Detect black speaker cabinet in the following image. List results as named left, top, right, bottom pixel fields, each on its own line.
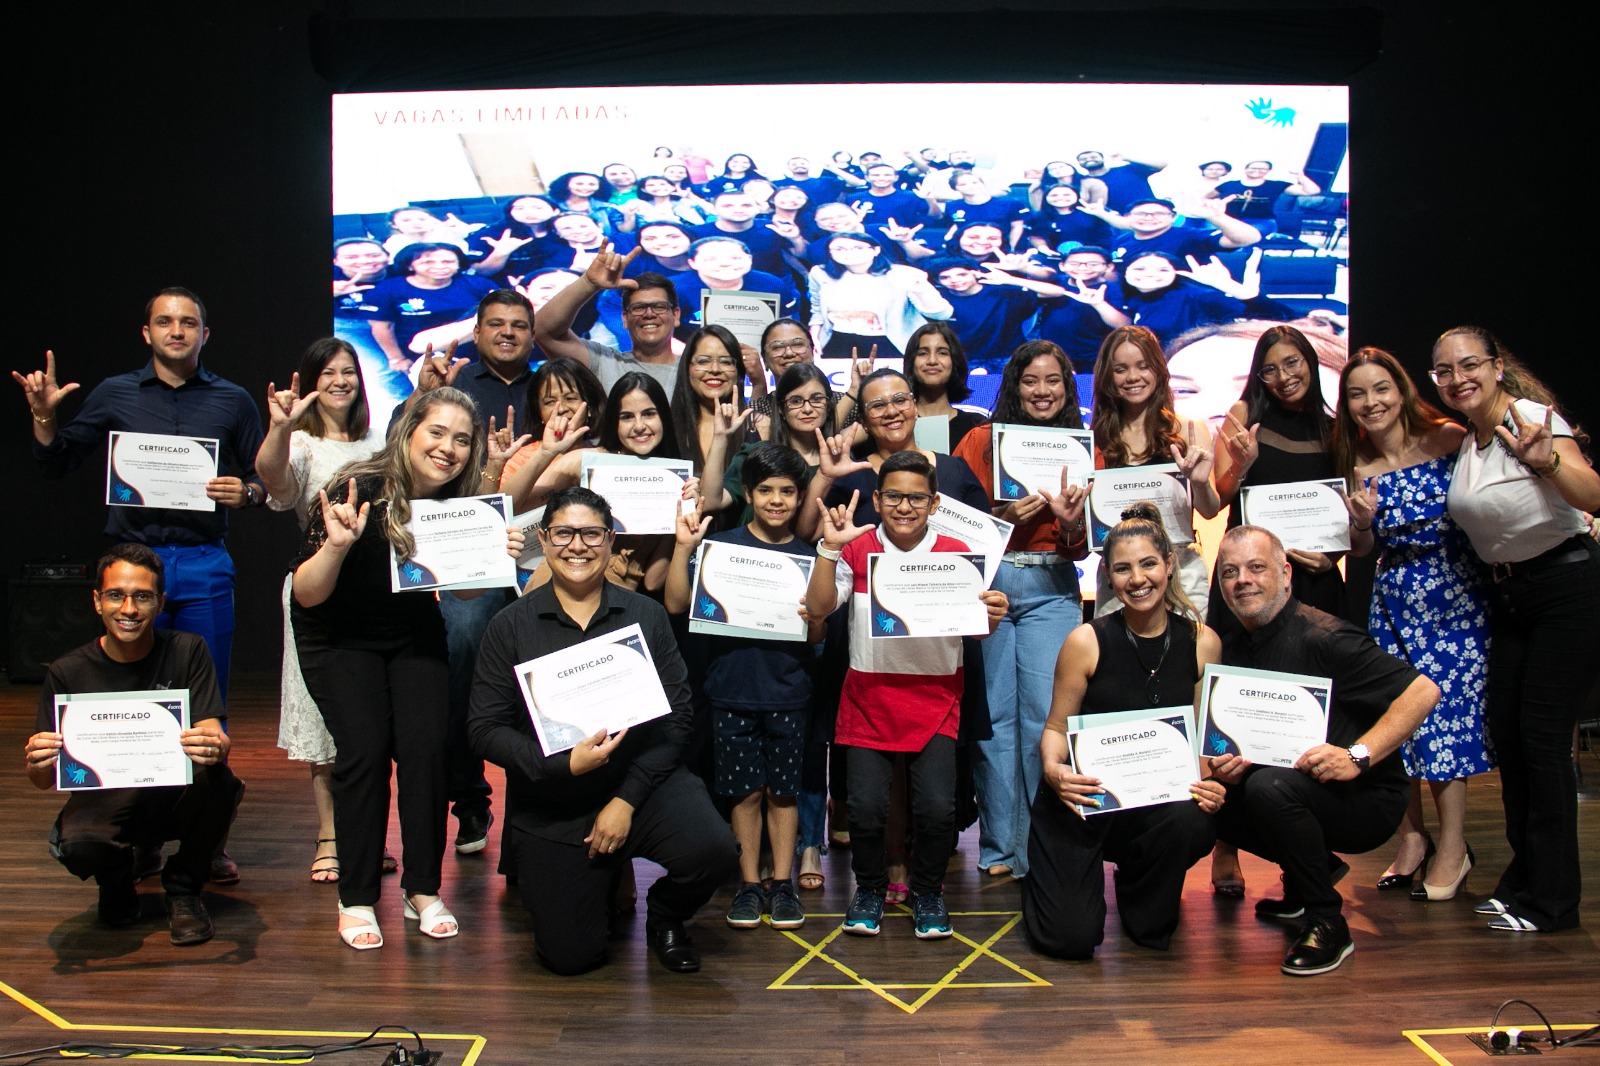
left=8, top=577, right=100, bottom=683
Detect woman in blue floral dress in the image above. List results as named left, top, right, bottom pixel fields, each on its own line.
left=1334, top=347, right=1492, bottom=902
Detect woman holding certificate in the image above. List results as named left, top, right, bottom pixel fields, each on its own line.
left=1089, top=326, right=1221, bottom=616
left=1331, top=347, right=1490, bottom=902
left=256, top=338, right=382, bottom=885
left=291, top=387, right=521, bottom=949
left=1022, top=504, right=1225, bottom=960
left=949, top=342, right=1090, bottom=880
left=1431, top=326, right=1600, bottom=934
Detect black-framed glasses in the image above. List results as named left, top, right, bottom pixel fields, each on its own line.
left=879, top=490, right=933, bottom=510
left=625, top=301, right=674, bottom=317
left=863, top=391, right=915, bottom=416
left=1258, top=355, right=1306, bottom=382
left=543, top=525, right=611, bottom=546
left=783, top=393, right=828, bottom=411
left=100, top=589, right=159, bottom=607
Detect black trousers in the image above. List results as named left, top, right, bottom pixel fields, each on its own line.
left=1022, top=784, right=1214, bottom=959
left=1214, top=765, right=1405, bottom=921
left=846, top=736, right=956, bottom=896
left=51, top=765, right=243, bottom=897
left=1485, top=550, right=1600, bottom=930
left=300, top=642, right=449, bottom=907
left=513, top=766, right=737, bottom=976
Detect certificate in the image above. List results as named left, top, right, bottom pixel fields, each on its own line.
left=581, top=454, right=693, bottom=534
left=688, top=539, right=814, bottom=641
left=54, top=689, right=192, bottom=791
left=701, top=289, right=781, bottom=349
left=991, top=423, right=1094, bottom=501
left=1199, top=664, right=1332, bottom=768
left=867, top=552, right=989, bottom=638
left=913, top=416, right=951, bottom=454
left=510, top=506, right=546, bottom=573
left=1067, top=706, right=1197, bottom=814
left=516, top=623, right=673, bottom=756
left=106, top=431, right=219, bottom=511
left=1239, top=478, right=1351, bottom=552
left=391, top=494, right=517, bottom=593
left=1088, top=464, right=1195, bottom=550
left=925, top=495, right=1013, bottom=586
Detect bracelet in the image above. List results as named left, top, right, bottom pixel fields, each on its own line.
left=32, top=413, right=52, bottom=425
left=1352, top=522, right=1371, bottom=532
left=815, top=542, right=842, bottom=562
left=1535, top=451, right=1562, bottom=478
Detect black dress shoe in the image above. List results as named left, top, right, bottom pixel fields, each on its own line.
left=455, top=810, right=494, bottom=855
left=209, top=851, right=240, bottom=885
left=1255, top=895, right=1305, bottom=922
left=98, top=878, right=141, bottom=928
left=166, top=895, right=215, bottom=946
left=648, top=923, right=701, bottom=973
left=1281, top=918, right=1353, bottom=976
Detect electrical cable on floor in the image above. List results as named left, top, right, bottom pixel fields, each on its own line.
left=0, top=1024, right=438, bottom=1064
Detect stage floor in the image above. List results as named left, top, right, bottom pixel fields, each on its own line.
left=2, top=674, right=1597, bottom=1065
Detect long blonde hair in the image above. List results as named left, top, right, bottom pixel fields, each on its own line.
left=328, top=387, right=485, bottom=559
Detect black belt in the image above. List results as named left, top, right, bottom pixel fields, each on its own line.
left=1490, top=536, right=1596, bottom=583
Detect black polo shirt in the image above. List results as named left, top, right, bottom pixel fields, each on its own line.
left=467, top=580, right=693, bottom=843
left=1221, top=598, right=1420, bottom=792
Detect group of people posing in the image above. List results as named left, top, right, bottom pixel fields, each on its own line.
left=16, top=268, right=1595, bottom=980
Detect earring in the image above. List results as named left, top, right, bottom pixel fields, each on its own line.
left=1497, top=374, right=1503, bottom=381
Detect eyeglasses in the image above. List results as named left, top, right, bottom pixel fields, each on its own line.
left=1258, top=355, right=1306, bottom=382
left=100, top=589, right=158, bottom=607
left=783, top=393, right=828, bottom=411
left=878, top=490, right=933, bottom=510
left=690, top=355, right=738, bottom=370
left=1429, top=358, right=1488, bottom=385
left=1128, top=210, right=1174, bottom=219
left=863, top=392, right=915, bottom=416
left=543, top=525, right=611, bottom=546
left=765, top=339, right=811, bottom=354
left=625, top=301, right=675, bottom=317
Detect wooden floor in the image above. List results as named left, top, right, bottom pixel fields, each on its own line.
left=2, top=675, right=1597, bottom=1066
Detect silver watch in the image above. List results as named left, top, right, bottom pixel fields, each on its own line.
left=1347, top=743, right=1371, bottom=772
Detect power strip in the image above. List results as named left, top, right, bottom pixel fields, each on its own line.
left=1467, top=1029, right=1542, bottom=1056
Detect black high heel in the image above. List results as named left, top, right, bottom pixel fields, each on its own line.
left=1377, top=835, right=1435, bottom=891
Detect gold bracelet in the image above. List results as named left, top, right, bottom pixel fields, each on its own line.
left=33, top=413, right=52, bottom=425
left=1535, top=451, right=1562, bottom=478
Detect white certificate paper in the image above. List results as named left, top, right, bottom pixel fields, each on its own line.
left=688, top=540, right=813, bottom=641
left=701, top=289, right=780, bottom=349
left=992, top=423, right=1094, bottom=501
left=581, top=454, right=692, bottom=534
left=391, top=494, right=517, bottom=593
left=1088, top=464, right=1195, bottom=550
left=867, top=552, right=989, bottom=638
left=1239, top=478, right=1351, bottom=552
left=925, top=495, right=1013, bottom=586
left=1199, top=664, right=1332, bottom=768
left=106, top=431, right=219, bottom=511
left=1067, top=706, right=1197, bottom=815
left=510, top=506, right=546, bottom=573
left=55, top=689, right=192, bottom=791
left=517, top=623, right=673, bottom=756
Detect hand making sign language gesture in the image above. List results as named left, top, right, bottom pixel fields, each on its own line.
left=12, top=350, right=81, bottom=446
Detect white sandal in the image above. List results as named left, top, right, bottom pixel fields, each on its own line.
left=337, top=903, right=383, bottom=950
left=403, top=895, right=459, bottom=939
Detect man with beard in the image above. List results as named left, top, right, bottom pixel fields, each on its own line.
left=1075, top=151, right=1167, bottom=212
left=535, top=243, right=684, bottom=394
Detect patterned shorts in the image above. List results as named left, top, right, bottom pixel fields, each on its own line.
left=712, top=704, right=807, bottom=798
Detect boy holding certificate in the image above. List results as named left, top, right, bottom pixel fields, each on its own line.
left=805, top=451, right=1009, bottom=940
left=666, top=444, right=825, bottom=931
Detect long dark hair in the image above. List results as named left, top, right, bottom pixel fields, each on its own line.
left=671, top=325, right=747, bottom=469
left=598, top=373, right=679, bottom=459
left=526, top=357, right=606, bottom=442
left=904, top=322, right=972, bottom=404
left=496, top=194, right=559, bottom=237
left=548, top=171, right=615, bottom=204
left=293, top=337, right=370, bottom=441
left=1239, top=324, right=1333, bottom=439
left=817, top=232, right=894, bottom=279
left=991, top=341, right=1083, bottom=429
left=771, top=363, right=836, bottom=449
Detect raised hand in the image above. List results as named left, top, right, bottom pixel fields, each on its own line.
left=1063, top=282, right=1108, bottom=306
left=1343, top=476, right=1378, bottom=529
left=1171, top=430, right=1214, bottom=484
left=541, top=400, right=590, bottom=453
left=882, top=218, right=924, bottom=244
left=581, top=240, right=641, bottom=292
left=994, top=252, right=1033, bottom=273
left=415, top=340, right=467, bottom=393
left=815, top=427, right=871, bottom=482
left=766, top=220, right=801, bottom=240
left=1220, top=412, right=1260, bottom=470
left=1187, top=195, right=1236, bottom=220
left=815, top=489, right=872, bottom=551
left=12, top=350, right=80, bottom=420
left=979, top=265, right=1021, bottom=286
left=332, top=278, right=375, bottom=297
left=486, top=406, right=533, bottom=466
left=1041, top=468, right=1088, bottom=525
left=266, top=372, right=319, bottom=429
left=675, top=501, right=712, bottom=548
left=1075, top=199, right=1114, bottom=219
left=1177, top=254, right=1250, bottom=298
left=739, top=343, right=763, bottom=382
left=714, top=401, right=753, bottom=440
left=318, top=477, right=369, bottom=550
left=483, top=228, right=533, bottom=256
left=1497, top=403, right=1557, bottom=470
left=849, top=344, right=879, bottom=395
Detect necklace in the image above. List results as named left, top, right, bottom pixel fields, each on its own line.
left=1121, top=613, right=1171, bottom=707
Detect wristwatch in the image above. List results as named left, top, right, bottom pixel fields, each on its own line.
left=1346, top=743, right=1371, bottom=773
left=244, top=483, right=263, bottom=507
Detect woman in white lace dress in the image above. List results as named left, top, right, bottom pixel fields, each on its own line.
left=256, top=338, right=382, bottom=882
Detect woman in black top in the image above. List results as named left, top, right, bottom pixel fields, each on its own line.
left=1022, top=504, right=1224, bottom=960
left=904, top=322, right=988, bottom=453
left=293, top=387, right=523, bottom=949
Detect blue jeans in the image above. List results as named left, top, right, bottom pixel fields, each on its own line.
left=440, top=588, right=514, bottom=815
left=972, top=560, right=1081, bottom=877
left=150, top=543, right=236, bottom=701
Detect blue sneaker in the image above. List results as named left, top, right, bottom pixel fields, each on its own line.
left=726, top=883, right=766, bottom=929
left=912, top=891, right=952, bottom=939
left=843, top=887, right=885, bottom=936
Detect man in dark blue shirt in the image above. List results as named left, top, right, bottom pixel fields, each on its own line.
left=772, top=157, right=851, bottom=206
left=845, top=164, right=929, bottom=236
left=1101, top=198, right=1261, bottom=265
left=691, top=191, right=807, bottom=277
left=927, top=257, right=1065, bottom=373
left=1033, top=247, right=1131, bottom=372
left=1075, top=151, right=1166, bottom=212
left=18, top=288, right=265, bottom=702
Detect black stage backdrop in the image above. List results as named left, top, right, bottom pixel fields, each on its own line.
left=6, top=1, right=1589, bottom=676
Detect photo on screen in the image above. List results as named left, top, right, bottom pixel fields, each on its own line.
left=332, top=82, right=1348, bottom=430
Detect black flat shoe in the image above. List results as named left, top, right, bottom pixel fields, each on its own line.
left=649, top=923, right=701, bottom=973
left=1377, top=835, right=1435, bottom=891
